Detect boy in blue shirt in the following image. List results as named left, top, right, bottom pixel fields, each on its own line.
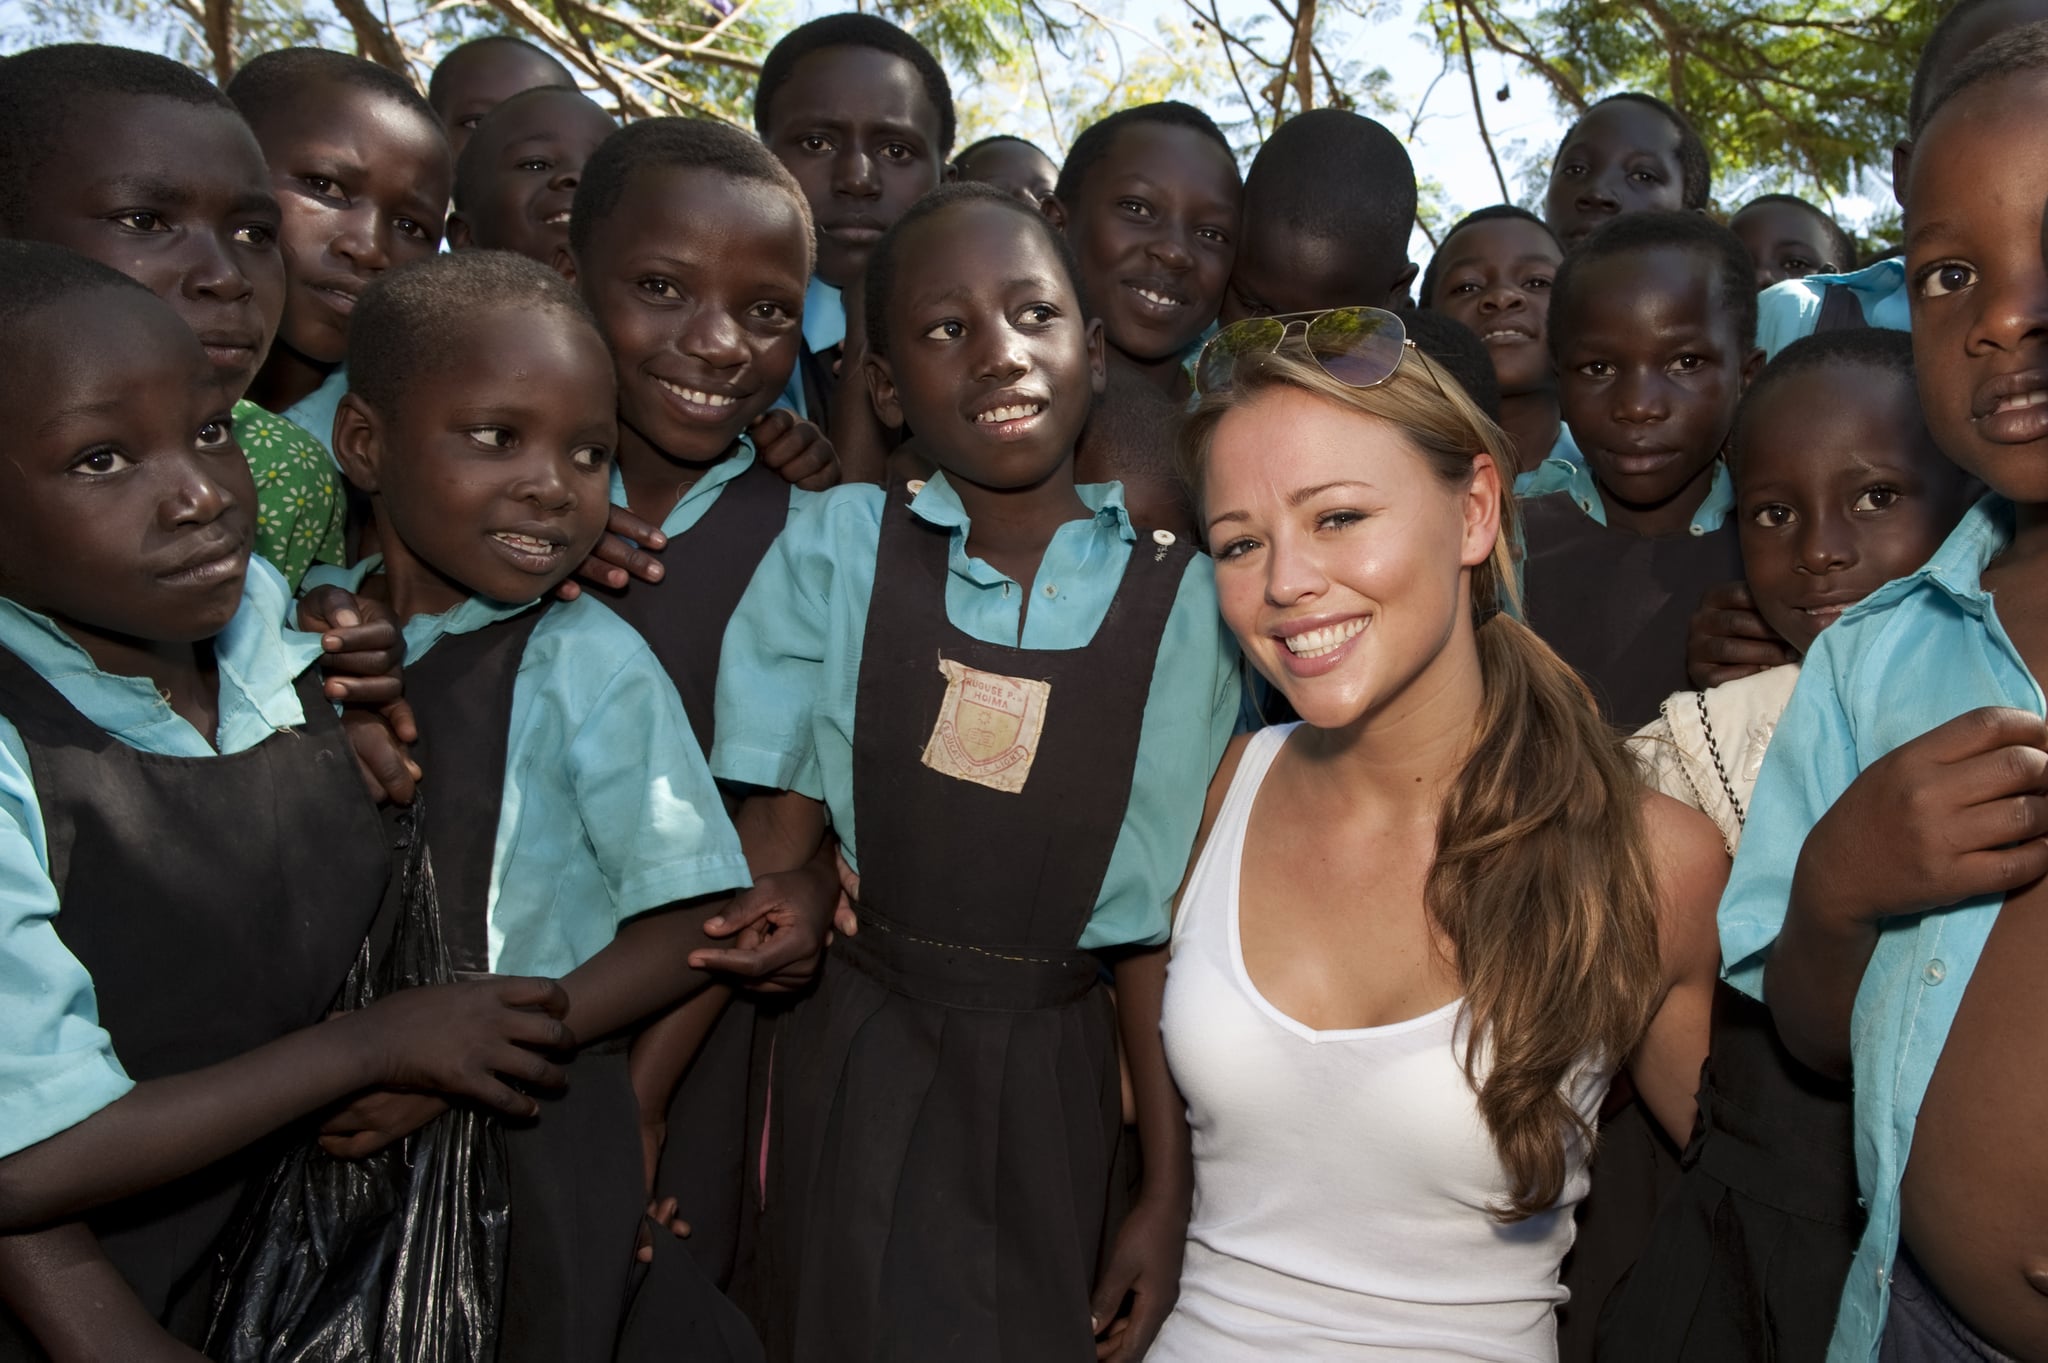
left=0, top=244, right=571, bottom=1357
left=316, top=249, right=760, bottom=1363
left=755, top=12, right=952, bottom=481
left=1723, top=26, right=2048, bottom=1360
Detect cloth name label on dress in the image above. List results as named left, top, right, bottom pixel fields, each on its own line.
left=920, top=657, right=1050, bottom=794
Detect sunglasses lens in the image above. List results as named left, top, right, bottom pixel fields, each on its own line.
left=1196, top=317, right=1285, bottom=395
left=1305, top=309, right=1407, bottom=388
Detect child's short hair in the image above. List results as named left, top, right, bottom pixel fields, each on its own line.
left=1054, top=101, right=1233, bottom=206
left=1557, top=93, right=1712, bottom=211
left=954, top=133, right=1052, bottom=166
left=1731, top=327, right=1917, bottom=476
left=227, top=47, right=437, bottom=134
left=1241, top=109, right=1415, bottom=272
left=1549, top=210, right=1757, bottom=357
left=1401, top=308, right=1503, bottom=422
left=1912, top=19, right=2048, bottom=138
left=0, top=43, right=235, bottom=233
left=752, top=13, right=956, bottom=156
left=426, top=34, right=574, bottom=117
left=862, top=182, right=1082, bottom=360
left=1418, top=204, right=1560, bottom=308
left=346, top=250, right=597, bottom=418
left=0, top=238, right=155, bottom=333
left=1909, top=0, right=2035, bottom=129
left=452, top=85, right=612, bottom=217
left=568, top=116, right=814, bottom=268
left=1732, top=192, right=1856, bottom=272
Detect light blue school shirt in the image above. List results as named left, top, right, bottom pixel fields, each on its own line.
left=774, top=276, right=847, bottom=421
left=608, top=433, right=799, bottom=536
left=279, top=366, right=349, bottom=460
left=1511, top=424, right=1584, bottom=499
left=1756, top=259, right=1910, bottom=360
left=306, top=562, right=751, bottom=978
left=0, top=558, right=320, bottom=1158
left=711, top=475, right=1241, bottom=950
left=1720, top=495, right=2030, bottom=1361
left=1518, top=448, right=1736, bottom=537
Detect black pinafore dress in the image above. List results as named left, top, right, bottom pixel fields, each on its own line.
left=401, top=603, right=762, bottom=1363
left=758, top=488, right=1189, bottom=1363
left=0, top=650, right=388, bottom=1348
left=590, top=456, right=788, bottom=1292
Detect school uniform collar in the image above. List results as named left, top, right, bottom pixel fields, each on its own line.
left=1542, top=451, right=1735, bottom=536
left=804, top=275, right=847, bottom=355
left=1858, top=492, right=2012, bottom=621
left=0, top=555, right=318, bottom=746
left=607, top=433, right=759, bottom=538
left=309, top=555, right=545, bottom=664
left=903, top=474, right=1135, bottom=590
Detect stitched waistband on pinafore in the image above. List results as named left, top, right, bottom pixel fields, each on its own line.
left=833, top=904, right=1102, bottom=1012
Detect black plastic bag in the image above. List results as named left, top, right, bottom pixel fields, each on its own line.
left=205, top=797, right=510, bottom=1363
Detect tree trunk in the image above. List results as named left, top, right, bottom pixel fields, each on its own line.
left=331, top=0, right=417, bottom=83
left=202, top=0, right=235, bottom=84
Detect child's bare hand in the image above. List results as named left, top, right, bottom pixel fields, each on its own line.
left=833, top=848, right=861, bottom=937
left=343, top=976, right=574, bottom=1117
left=690, top=864, right=842, bottom=991
left=1090, top=1194, right=1186, bottom=1361
left=749, top=408, right=840, bottom=491
left=317, top=1090, right=450, bottom=1159
left=341, top=708, right=421, bottom=806
left=562, top=504, right=667, bottom=598
left=1803, top=706, right=2048, bottom=927
left=1686, top=579, right=1796, bottom=688
left=299, top=586, right=408, bottom=708
left=635, top=1196, right=692, bottom=1264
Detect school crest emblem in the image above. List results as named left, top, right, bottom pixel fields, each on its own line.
left=920, top=657, right=1051, bottom=794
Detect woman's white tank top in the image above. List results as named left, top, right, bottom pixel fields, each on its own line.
left=1151, top=725, right=1608, bottom=1362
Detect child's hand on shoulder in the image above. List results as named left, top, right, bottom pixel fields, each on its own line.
left=335, top=974, right=574, bottom=1120
left=1686, top=579, right=1797, bottom=688
left=561, top=504, right=669, bottom=599
left=1800, top=706, right=2048, bottom=925
left=297, top=586, right=421, bottom=804
left=749, top=407, right=840, bottom=491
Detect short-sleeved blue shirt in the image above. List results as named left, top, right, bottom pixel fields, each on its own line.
left=710, top=475, right=1241, bottom=950
left=307, top=562, right=751, bottom=977
left=1755, top=260, right=1909, bottom=361
left=1720, top=495, right=2033, bottom=1360
left=1511, top=424, right=1585, bottom=499
left=0, top=558, right=320, bottom=1158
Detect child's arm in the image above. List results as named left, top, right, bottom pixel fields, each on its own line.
left=0, top=1225, right=201, bottom=1362
left=1766, top=706, right=2048, bottom=1078
left=0, top=975, right=571, bottom=1230
left=1090, top=946, right=1190, bottom=1363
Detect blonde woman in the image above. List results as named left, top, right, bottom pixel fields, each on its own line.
left=1147, top=310, right=1725, bottom=1361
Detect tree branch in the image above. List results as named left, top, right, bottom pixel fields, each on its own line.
left=331, top=0, right=414, bottom=79
left=1457, top=0, right=1586, bottom=114
left=1454, top=0, right=1509, bottom=200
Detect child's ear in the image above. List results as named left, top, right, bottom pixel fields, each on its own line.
left=1891, top=140, right=1913, bottom=210
left=552, top=243, right=578, bottom=286
left=1387, top=261, right=1420, bottom=308
left=1084, top=316, right=1107, bottom=396
left=1461, top=450, right=1504, bottom=569
left=944, top=161, right=961, bottom=183
left=1041, top=195, right=1069, bottom=233
left=332, top=393, right=385, bottom=495
left=865, top=352, right=906, bottom=430
left=445, top=213, right=474, bottom=250
left=1740, top=346, right=1766, bottom=388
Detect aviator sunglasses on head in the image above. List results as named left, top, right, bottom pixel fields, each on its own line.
left=1194, top=305, right=1444, bottom=398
